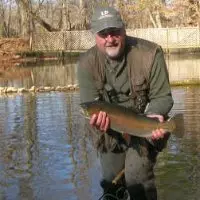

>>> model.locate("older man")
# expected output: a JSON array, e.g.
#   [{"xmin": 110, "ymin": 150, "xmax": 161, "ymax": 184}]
[{"xmin": 77, "ymin": 6, "xmax": 173, "ymax": 200}]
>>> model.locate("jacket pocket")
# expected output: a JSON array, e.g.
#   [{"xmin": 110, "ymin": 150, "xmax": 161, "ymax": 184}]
[{"xmin": 132, "ymin": 77, "xmax": 149, "ymax": 113}]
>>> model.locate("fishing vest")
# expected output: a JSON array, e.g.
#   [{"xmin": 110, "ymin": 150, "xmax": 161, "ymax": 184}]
[{"xmin": 80, "ymin": 36, "xmax": 160, "ymax": 113}]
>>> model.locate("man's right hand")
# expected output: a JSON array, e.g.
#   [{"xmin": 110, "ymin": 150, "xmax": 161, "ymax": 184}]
[{"xmin": 90, "ymin": 111, "xmax": 110, "ymax": 132}]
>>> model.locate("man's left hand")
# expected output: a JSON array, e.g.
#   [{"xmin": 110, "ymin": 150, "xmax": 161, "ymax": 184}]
[{"xmin": 146, "ymin": 114, "xmax": 165, "ymax": 140}]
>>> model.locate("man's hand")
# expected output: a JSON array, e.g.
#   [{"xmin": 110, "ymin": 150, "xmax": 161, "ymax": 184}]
[
  {"xmin": 147, "ymin": 114, "xmax": 165, "ymax": 140},
  {"xmin": 90, "ymin": 111, "xmax": 110, "ymax": 132}
]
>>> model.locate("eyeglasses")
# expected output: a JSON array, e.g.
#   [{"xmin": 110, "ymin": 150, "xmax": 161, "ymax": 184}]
[{"xmin": 97, "ymin": 28, "xmax": 122, "ymax": 38}]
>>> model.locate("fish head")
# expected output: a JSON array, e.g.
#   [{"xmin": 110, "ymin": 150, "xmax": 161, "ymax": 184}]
[
  {"xmin": 80, "ymin": 102, "xmax": 90, "ymax": 117},
  {"xmin": 80, "ymin": 101, "xmax": 102, "ymax": 117}
]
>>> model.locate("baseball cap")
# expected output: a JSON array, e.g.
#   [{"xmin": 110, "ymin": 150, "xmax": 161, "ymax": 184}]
[{"xmin": 91, "ymin": 7, "xmax": 124, "ymax": 33}]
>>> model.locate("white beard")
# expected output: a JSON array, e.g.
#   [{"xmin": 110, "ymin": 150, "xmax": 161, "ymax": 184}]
[{"xmin": 105, "ymin": 46, "xmax": 121, "ymax": 59}]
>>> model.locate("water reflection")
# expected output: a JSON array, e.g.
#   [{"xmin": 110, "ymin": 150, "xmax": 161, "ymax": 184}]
[
  {"xmin": 0, "ymin": 58, "xmax": 78, "ymax": 88},
  {"xmin": 155, "ymin": 86, "xmax": 200, "ymax": 200},
  {"xmin": 0, "ymin": 94, "xmax": 36, "ymax": 200},
  {"xmin": 0, "ymin": 92, "xmax": 100, "ymax": 200},
  {"xmin": 166, "ymin": 53, "xmax": 200, "ymax": 83}
]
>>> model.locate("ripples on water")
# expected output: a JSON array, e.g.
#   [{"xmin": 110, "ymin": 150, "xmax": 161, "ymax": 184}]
[{"xmin": 155, "ymin": 86, "xmax": 200, "ymax": 200}]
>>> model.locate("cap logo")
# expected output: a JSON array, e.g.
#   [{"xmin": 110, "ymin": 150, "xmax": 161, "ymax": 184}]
[{"xmin": 99, "ymin": 10, "xmax": 113, "ymax": 20}]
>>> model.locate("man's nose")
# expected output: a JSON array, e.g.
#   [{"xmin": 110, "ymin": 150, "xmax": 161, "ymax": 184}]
[{"xmin": 105, "ymin": 34, "xmax": 115, "ymax": 42}]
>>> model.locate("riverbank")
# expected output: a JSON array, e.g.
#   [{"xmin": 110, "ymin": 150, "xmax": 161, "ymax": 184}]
[
  {"xmin": 164, "ymin": 47, "xmax": 200, "ymax": 54},
  {"xmin": 1, "ymin": 81, "xmax": 200, "ymax": 96},
  {"xmin": 0, "ymin": 38, "xmax": 29, "ymax": 62},
  {"xmin": 0, "ymin": 84, "xmax": 79, "ymax": 95},
  {"xmin": 0, "ymin": 38, "xmax": 78, "ymax": 80},
  {"xmin": 0, "ymin": 38, "xmax": 80, "ymax": 66}
]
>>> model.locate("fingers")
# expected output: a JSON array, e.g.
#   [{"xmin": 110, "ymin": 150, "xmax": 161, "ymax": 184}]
[
  {"xmin": 90, "ymin": 113, "xmax": 98, "ymax": 126},
  {"xmin": 96, "ymin": 111, "xmax": 105, "ymax": 127},
  {"xmin": 147, "ymin": 114, "xmax": 165, "ymax": 140},
  {"xmin": 151, "ymin": 128, "xmax": 165, "ymax": 140},
  {"xmin": 103, "ymin": 115, "xmax": 110, "ymax": 132},
  {"xmin": 89, "ymin": 111, "xmax": 110, "ymax": 132}
]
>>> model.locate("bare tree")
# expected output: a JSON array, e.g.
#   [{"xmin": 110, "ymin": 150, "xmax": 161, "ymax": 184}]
[
  {"xmin": 0, "ymin": 0, "xmax": 8, "ymax": 36},
  {"xmin": 188, "ymin": 0, "xmax": 200, "ymax": 26},
  {"xmin": 1, "ymin": 0, "xmax": 200, "ymax": 39},
  {"xmin": 15, "ymin": 0, "xmax": 31, "ymax": 38}
]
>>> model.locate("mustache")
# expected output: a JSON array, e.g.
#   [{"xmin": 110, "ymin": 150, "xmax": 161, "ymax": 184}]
[{"xmin": 105, "ymin": 43, "xmax": 119, "ymax": 47}]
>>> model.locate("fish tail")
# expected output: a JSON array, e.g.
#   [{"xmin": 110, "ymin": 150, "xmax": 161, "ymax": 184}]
[{"xmin": 170, "ymin": 113, "xmax": 184, "ymax": 138}]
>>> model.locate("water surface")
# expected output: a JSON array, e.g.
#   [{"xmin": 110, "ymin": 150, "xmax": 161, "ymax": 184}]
[
  {"xmin": 0, "ymin": 88, "xmax": 200, "ymax": 200},
  {"xmin": 0, "ymin": 55, "xmax": 200, "ymax": 200}
]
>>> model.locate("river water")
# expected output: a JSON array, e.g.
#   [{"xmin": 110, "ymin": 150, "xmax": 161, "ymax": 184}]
[{"xmin": 0, "ymin": 54, "xmax": 200, "ymax": 200}]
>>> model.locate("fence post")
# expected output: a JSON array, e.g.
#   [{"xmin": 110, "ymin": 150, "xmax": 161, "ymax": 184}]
[
  {"xmin": 63, "ymin": 31, "xmax": 65, "ymax": 51},
  {"xmin": 176, "ymin": 26, "xmax": 179, "ymax": 48},
  {"xmin": 198, "ymin": 26, "xmax": 200, "ymax": 47},
  {"xmin": 166, "ymin": 28, "xmax": 169, "ymax": 52},
  {"xmin": 29, "ymin": 31, "xmax": 33, "ymax": 51}
]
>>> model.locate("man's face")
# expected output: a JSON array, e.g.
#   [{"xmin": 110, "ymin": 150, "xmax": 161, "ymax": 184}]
[{"xmin": 95, "ymin": 28, "xmax": 126, "ymax": 59}]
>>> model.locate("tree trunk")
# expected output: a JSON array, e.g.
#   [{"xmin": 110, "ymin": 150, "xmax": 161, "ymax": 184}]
[
  {"xmin": 15, "ymin": 0, "xmax": 31, "ymax": 38},
  {"xmin": 7, "ymin": 2, "xmax": 12, "ymax": 37},
  {"xmin": 16, "ymin": 0, "xmax": 57, "ymax": 33},
  {"xmin": 32, "ymin": 12, "xmax": 58, "ymax": 31},
  {"xmin": 0, "ymin": 0, "xmax": 8, "ymax": 37},
  {"xmin": 61, "ymin": 0, "xmax": 69, "ymax": 31},
  {"xmin": 147, "ymin": 8, "xmax": 157, "ymax": 28},
  {"xmin": 155, "ymin": 10, "xmax": 162, "ymax": 28}
]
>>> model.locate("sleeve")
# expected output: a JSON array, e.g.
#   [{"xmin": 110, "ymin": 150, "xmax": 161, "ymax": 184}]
[
  {"xmin": 145, "ymin": 48, "xmax": 174, "ymax": 116},
  {"xmin": 77, "ymin": 60, "xmax": 99, "ymax": 103}
]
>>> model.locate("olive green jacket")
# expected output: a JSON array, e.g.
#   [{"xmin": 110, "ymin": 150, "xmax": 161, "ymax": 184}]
[
  {"xmin": 78, "ymin": 36, "xmax": 173, "ymax": 115},
  {"xmin": 77, "ymin": 36, "xmax": 173, "ymax": 153}
]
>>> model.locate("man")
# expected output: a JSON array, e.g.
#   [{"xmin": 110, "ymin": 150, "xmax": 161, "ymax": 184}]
[{"xmin": 77, "ymin": 6, "xmax": 173, "ymax": 200}]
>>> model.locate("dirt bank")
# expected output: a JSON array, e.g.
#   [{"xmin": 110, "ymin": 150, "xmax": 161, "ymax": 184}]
[
  {"xmin": 0, "ymin": 38, "xmax": 30, "ymax": 80},
  {"xmin": 0, "ymin": 38, "xmax": 29, "ymax": 66}
]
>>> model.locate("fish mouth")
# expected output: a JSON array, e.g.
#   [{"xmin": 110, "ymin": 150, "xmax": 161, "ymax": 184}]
[
  {"xmin": 79, "ymin": 106, "xmax": 90, "ymax": 119},
  {"xmin": 79, "ymin": 108, "xmax": 84, "ymax": 115},
  {"xmin": 79, "ymin": 107, "xmax": 86, "ymax": 115}
]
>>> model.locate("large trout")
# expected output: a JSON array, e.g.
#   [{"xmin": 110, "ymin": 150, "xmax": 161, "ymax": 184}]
[{"xmin": 80, "ymin": 101, "xmax": 184, "ymax": 138}]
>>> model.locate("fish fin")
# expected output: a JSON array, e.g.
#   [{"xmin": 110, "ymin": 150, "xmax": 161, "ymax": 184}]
[{"xmin": 170, "ymin": 113, "xmax": 184, "ymax": 138}]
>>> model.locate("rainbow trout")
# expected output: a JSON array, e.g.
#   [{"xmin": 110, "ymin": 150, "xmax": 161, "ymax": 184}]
[{"xmin": 80, "ymin": 101, "xmax": 184, "ymax": 138}]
